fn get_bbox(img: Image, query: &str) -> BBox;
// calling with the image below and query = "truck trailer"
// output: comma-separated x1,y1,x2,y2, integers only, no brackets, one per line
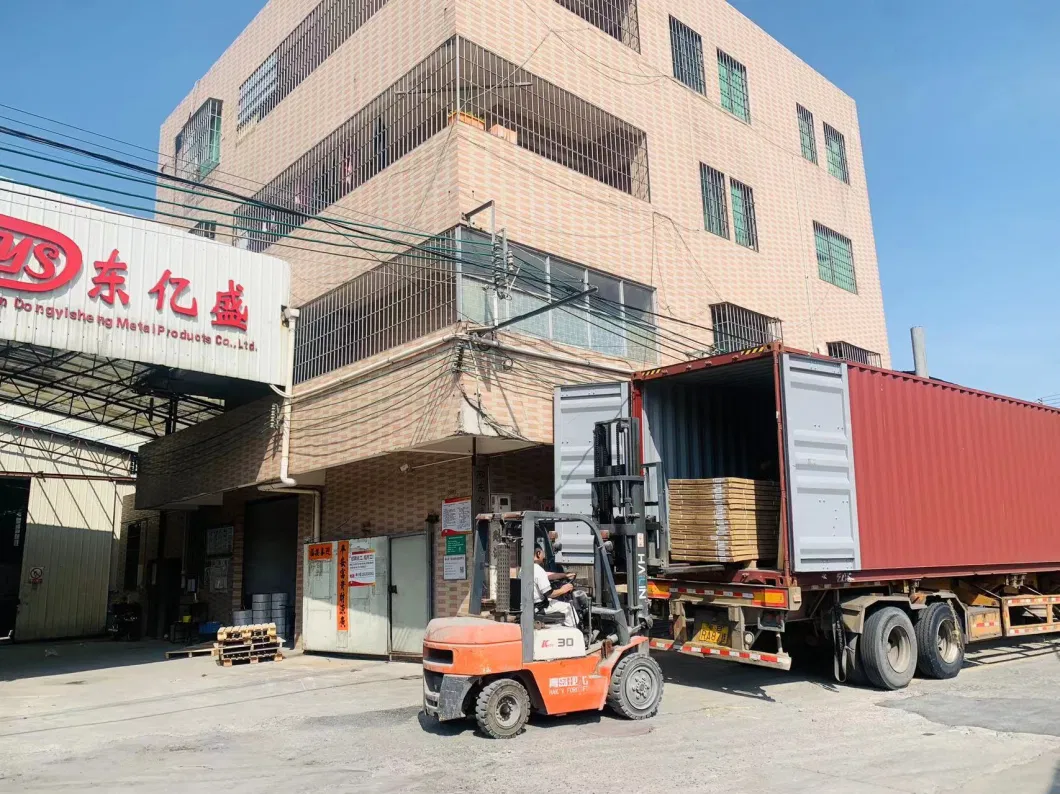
553,344,1060,689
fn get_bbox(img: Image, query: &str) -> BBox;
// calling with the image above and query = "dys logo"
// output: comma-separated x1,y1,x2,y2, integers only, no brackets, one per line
0,214,83,293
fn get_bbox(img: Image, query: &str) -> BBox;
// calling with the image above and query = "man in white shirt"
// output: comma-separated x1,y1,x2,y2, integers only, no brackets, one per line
532,545,577,627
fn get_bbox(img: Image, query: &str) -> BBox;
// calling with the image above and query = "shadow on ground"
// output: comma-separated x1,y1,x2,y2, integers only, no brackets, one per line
0,638,173,681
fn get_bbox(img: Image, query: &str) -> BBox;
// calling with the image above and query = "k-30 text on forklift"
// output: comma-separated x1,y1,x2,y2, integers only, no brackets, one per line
421,419,664,738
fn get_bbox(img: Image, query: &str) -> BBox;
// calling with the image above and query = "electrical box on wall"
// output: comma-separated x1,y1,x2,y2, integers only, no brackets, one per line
490,493,512,513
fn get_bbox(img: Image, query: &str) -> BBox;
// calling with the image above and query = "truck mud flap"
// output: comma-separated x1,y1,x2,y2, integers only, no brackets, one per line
649,638,793,671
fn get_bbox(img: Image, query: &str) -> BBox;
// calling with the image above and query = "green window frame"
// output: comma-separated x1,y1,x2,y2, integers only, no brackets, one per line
717,50,750,122
824,123,849,183
797,104,817,164
730,179,758,251
699,164,729,238
669,16,705,94
814,222,856,292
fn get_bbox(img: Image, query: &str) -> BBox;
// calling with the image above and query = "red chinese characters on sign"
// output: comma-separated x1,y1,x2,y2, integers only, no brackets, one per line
211,280,248,331
149,269,198,317
0,214,82,293
87,250,130,307
336,540,350,632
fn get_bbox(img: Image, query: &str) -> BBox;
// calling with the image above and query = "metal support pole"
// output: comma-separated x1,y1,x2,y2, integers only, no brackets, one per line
911,326,929,378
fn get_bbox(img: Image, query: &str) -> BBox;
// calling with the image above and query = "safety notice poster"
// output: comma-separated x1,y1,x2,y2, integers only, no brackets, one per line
349,549,376,587
442,496,472,534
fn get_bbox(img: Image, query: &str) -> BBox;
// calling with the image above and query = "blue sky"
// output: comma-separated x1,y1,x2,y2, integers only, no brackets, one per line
3,1,1058,400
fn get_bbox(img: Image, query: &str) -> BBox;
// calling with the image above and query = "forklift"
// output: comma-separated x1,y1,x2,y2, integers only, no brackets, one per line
421,418,664,738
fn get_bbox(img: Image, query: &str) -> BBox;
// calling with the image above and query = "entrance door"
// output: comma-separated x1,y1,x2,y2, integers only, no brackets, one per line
0,479,29,639
389,534,429,655
243,497,298,641
302,541,337,652
346,537,389,655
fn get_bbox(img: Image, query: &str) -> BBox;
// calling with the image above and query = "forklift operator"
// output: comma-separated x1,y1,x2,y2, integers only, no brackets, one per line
533,545,577,627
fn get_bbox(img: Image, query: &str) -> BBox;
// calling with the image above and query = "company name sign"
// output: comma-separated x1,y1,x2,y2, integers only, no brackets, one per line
0,184,291,384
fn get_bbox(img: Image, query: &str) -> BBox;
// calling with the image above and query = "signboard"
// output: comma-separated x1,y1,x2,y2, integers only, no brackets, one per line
443,554,466,581
206,558,228,592
307,542,333,561
205,525,234,556
441,496,472,535
0,182,290,385
444,534,466,556
349,548,376,587
336,540,349,631
27,565,43,584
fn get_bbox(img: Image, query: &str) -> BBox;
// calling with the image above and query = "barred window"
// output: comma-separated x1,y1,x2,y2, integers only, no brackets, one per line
189,220,217,240
717,50,750,122
699,164,728,239
729,178,758,251
827,341,881,367
238,0,390,129
174,98,222,183
814,222,856,292
556,0,640,52
824,123,849,183
797,104,817,164
236,37,650,253
669,17,705,94
710,302,781,354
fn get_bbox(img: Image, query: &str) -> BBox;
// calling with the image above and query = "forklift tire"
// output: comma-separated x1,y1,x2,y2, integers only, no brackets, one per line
861,606,917,691
474,678,531,739
915,602,964,679
607,653,664,720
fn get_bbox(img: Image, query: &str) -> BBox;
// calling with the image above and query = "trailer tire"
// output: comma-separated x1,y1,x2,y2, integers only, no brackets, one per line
915,602,964,679
607,653,664,720
845,635,868,687
861,606,917,690
474,678,530,739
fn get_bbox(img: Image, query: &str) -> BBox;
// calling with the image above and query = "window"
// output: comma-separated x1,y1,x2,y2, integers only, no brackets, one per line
827,341,881,367
717,50,750,122
823,123,849,183
237,37,650,253
123,522,142,591
699,164,728,239
729,179,758,251
814,222,856,292
710,302,781,354
174,98,222,183
556,0,640,51
797,104,817,164
238,0,390,129
189,220,217,240
669,17,705,94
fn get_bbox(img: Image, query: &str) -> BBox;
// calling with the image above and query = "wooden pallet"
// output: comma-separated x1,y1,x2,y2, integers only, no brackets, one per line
216,623,277,641
219,652,284,667
164,642,216,659
668,478,780,564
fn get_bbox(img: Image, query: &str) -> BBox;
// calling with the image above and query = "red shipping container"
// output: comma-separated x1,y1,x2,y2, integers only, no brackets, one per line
847,366,1060,576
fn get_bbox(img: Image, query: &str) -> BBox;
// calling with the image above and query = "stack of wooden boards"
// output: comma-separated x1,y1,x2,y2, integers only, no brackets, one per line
213,623,284,666
667,478,780,564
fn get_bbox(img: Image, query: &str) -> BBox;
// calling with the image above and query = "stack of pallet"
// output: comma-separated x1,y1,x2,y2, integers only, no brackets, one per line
667,478,780,564
213,623,284,667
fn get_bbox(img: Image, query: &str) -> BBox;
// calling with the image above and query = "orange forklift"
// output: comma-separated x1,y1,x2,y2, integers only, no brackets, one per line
422,418,664,738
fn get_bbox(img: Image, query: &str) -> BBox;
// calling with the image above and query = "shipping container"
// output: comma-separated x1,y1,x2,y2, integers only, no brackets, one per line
554,345,1060,689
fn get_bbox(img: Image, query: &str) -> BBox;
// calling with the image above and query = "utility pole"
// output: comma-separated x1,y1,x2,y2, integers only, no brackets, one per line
461,199,518,314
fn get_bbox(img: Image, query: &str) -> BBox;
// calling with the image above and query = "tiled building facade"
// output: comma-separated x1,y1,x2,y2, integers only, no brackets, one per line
139,0,890,649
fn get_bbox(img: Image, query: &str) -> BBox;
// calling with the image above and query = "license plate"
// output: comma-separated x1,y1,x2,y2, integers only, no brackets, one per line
693,622,729,646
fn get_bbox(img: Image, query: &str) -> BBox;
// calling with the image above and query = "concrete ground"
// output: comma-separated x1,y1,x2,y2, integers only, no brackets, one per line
1,637,1059,793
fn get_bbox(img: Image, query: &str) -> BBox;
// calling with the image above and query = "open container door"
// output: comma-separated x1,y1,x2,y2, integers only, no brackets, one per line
780,354,861,572
553,381,629,564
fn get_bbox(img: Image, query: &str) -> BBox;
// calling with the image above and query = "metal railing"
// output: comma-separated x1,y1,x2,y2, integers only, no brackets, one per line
709,302,782,354
827,341,881,368
556,0,640,52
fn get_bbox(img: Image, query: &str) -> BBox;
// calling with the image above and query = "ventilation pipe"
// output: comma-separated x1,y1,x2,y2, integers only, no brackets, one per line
910,326,929,378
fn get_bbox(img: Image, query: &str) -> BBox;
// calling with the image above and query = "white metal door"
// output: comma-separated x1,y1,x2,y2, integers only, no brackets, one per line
389,534,429,655
302,542,338,652
553,382,629,563
346,537,390,655
781,354,861,572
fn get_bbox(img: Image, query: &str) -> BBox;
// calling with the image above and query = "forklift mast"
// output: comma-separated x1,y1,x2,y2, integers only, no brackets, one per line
588,418,649,633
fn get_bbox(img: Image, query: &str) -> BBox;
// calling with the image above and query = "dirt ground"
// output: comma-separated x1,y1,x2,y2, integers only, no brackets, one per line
1,637,1059,793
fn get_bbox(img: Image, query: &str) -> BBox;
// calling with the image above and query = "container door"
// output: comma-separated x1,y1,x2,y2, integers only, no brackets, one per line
781,354,861,572
302,542,337,652
389,534,429,655
345,536,390,655
553,381,629,563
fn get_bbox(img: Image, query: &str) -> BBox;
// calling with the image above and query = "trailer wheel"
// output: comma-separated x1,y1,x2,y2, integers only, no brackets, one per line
915,602,964,679
861,606,917,690
607,653,664,720
474,678,530,739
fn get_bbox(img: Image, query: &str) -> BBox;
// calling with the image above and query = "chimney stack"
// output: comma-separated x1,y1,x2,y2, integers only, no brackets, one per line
910,326,929,378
